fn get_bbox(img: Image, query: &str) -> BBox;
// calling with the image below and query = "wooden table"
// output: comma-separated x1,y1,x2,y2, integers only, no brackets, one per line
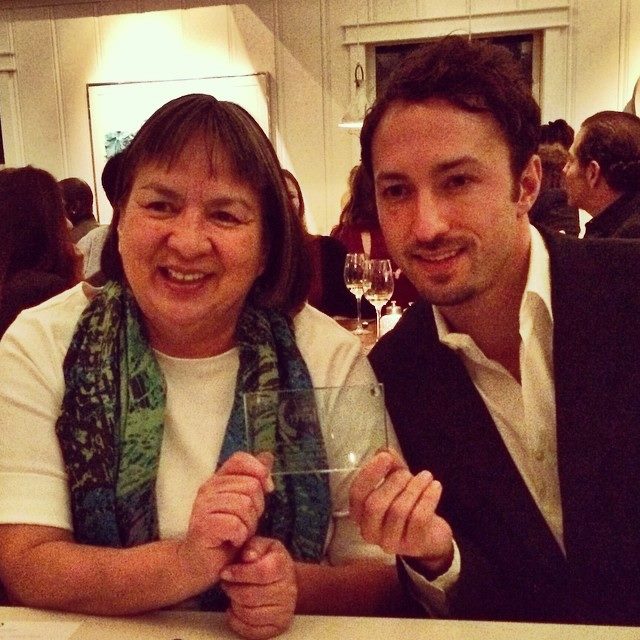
1,607,639,640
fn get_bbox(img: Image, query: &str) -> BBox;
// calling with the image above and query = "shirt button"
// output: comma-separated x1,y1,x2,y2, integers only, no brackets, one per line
534,449,545,461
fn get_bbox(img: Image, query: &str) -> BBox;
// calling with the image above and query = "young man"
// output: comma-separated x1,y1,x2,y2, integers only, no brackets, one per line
563,110,640,238
349,36,640,625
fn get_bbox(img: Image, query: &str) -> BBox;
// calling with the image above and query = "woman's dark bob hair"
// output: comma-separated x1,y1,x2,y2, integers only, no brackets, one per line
101,93,310,313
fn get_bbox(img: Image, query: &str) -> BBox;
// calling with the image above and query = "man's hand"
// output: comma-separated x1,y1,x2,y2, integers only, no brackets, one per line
349,449,453,577
221,537,297,640
178,452,274,578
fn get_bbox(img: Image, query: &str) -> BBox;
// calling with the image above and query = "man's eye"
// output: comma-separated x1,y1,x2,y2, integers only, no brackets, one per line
444,174,473,190
379,184,408,199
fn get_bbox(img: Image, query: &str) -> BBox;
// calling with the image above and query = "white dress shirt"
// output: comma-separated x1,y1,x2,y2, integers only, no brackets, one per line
434,225,564,551
407,225,564,615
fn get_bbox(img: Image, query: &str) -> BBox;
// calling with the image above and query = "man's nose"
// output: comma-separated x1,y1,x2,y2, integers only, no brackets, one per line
411,191,450,241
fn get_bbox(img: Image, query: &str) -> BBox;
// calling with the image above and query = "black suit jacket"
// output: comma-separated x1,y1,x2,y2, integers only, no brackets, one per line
370,232,640,624
584,190,640,239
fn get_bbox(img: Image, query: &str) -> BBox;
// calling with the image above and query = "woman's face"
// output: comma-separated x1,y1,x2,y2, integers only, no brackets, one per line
284,174,301,218
118,138,267,357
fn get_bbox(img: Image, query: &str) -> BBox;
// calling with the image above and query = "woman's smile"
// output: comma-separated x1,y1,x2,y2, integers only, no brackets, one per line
117,139,266,356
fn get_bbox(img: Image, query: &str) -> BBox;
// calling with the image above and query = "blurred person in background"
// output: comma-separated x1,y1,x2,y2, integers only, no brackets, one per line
564,110,640,238
529,145,580,236
331,163,417,310
77,151,125,280
59,177,98,242
529,119,580,236
282,169,354,317
0,166,81,337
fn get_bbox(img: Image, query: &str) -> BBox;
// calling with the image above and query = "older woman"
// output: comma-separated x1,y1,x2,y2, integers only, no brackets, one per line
0,95,402,639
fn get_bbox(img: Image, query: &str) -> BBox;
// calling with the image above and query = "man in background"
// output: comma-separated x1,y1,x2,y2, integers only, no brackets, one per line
349,35,640,625
59,177,97,242
563,110,640,238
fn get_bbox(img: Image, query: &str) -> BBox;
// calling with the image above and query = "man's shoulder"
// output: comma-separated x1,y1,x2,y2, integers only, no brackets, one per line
545,228,640,270
369,302,436,374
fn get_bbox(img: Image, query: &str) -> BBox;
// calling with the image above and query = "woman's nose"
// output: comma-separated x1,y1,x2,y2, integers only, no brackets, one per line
166,209,212,256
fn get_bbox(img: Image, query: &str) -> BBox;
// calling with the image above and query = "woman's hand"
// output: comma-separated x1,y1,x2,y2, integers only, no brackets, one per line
178,452,274,579
349,449,454,577
221,537,297,640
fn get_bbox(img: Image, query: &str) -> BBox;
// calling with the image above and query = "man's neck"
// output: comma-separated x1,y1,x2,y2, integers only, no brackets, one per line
587,186,623,217
438,238,531,382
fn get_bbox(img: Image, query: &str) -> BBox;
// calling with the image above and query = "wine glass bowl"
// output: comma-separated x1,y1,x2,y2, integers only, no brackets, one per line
343,253,368,335
363,259,394,340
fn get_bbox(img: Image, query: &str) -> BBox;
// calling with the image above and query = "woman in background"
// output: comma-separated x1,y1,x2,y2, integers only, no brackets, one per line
331,163,417,310
0,166,81,337
529,119,580,236
282,169,354,317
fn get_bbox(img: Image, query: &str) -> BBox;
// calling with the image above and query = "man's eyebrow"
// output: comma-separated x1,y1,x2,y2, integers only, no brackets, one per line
433,156,484,173
375,171,407,182
375,156,484,182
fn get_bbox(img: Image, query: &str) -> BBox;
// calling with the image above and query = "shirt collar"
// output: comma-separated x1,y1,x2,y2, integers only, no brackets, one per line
434,225,553,348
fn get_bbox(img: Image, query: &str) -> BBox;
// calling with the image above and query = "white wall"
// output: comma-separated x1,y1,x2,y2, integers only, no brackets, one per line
0,0,639,232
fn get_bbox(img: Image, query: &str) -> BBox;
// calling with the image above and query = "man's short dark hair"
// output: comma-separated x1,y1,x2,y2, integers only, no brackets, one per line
360,35,541,182
576,110,640,193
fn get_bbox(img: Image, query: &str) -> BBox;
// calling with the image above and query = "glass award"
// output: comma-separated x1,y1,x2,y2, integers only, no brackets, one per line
243,383,387,476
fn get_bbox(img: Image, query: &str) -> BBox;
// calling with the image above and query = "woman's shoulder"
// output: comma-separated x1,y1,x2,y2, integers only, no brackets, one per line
291,305,377,388
292,305,362,357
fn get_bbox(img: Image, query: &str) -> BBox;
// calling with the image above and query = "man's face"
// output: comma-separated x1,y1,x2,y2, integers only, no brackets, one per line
563,128,591,210
371,98,537,311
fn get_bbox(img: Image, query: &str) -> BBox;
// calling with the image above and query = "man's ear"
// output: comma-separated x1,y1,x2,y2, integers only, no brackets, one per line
586,160,602,188
517,154,542,217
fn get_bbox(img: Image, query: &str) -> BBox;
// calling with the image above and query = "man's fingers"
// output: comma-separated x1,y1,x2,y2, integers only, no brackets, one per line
377,470,434,554
349,451,397,522
358,468,411,543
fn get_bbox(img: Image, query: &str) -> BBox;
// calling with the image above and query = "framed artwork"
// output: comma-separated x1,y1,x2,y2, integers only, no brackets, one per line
86,73,271,222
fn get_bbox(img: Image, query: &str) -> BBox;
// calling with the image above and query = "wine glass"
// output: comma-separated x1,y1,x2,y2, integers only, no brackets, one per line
363,259,395,340
343,252,368,335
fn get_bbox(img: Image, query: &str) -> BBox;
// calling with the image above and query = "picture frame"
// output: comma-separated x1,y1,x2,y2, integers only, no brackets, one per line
86,72,271,222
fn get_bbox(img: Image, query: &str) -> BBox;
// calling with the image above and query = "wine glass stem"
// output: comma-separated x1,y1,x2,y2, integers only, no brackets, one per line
356,295,363,332
375,308,381,340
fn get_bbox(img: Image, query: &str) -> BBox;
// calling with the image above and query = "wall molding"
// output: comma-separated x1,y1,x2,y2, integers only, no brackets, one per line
0,50,14,71
342,6,570,44
0,0,96,7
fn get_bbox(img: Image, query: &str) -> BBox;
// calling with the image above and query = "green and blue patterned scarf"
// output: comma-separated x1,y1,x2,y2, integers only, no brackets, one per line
55,280,331,608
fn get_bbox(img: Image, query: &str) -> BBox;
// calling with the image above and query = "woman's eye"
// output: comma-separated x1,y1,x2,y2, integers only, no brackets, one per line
146,200,174,214
210,210,242,225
